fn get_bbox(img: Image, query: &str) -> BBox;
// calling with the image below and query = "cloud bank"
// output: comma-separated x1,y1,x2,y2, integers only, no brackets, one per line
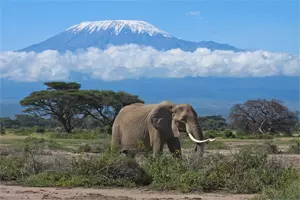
0,45,299,82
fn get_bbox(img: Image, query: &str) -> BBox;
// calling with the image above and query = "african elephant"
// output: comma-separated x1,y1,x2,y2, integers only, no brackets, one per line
111,101,216,158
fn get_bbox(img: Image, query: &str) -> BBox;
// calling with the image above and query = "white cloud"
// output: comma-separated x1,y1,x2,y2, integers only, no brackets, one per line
185,11,201,16
0,45,299,82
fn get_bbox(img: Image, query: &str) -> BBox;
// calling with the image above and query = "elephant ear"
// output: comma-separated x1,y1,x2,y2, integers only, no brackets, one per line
150,104,180,139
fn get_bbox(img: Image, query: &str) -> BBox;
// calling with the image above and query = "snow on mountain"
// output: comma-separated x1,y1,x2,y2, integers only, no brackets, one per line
65,20,171,37
18,20,241,53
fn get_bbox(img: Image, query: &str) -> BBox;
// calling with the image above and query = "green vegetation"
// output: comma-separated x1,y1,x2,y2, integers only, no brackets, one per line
252,179,300,200
198,115,228,131
1,81,300,198
286,139,300,154
0,141,298,195
18,81,143,133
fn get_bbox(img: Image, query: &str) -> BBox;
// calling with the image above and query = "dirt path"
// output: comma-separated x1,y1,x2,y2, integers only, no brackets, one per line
0,185,257,200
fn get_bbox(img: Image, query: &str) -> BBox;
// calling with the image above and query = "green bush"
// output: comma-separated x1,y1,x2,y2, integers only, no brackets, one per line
0,156,26,181
253,178,300,200
223,129,236,138
23,172,88,187
35,127,45,133
72,153,151,186
142,147,299,193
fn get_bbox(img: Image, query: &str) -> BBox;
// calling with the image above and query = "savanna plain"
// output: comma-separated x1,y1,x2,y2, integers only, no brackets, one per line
0,128,299,200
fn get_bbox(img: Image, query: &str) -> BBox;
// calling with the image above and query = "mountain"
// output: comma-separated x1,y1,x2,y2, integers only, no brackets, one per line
18,20,241,52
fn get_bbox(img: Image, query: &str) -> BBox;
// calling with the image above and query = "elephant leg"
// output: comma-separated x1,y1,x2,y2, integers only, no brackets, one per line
166,137,182,159
152,139,165,157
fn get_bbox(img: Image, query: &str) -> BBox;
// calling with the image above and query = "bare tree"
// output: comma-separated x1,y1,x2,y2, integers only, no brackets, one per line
228,99,299,135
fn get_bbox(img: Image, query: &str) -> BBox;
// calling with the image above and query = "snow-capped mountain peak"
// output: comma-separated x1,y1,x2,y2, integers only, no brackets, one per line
18,19,241,53
65,20,171,37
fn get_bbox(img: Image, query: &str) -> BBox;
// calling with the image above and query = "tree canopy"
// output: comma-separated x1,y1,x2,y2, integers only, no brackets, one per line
79,90,144,127
19,81,144,133
198,115,228,131
228,99,299,135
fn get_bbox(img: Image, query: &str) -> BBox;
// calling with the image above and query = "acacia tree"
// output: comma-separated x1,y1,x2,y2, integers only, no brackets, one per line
80,90,144,127
20,82,87,133
228,99,299,135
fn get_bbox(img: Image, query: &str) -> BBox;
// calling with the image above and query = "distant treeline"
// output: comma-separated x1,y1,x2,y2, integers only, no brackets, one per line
0,81,299,135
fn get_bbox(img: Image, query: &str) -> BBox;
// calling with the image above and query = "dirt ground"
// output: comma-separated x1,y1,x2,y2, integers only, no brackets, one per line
0,185,257,200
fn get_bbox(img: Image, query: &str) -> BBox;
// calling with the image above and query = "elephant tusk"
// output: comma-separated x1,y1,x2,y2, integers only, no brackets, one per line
187,133,216,143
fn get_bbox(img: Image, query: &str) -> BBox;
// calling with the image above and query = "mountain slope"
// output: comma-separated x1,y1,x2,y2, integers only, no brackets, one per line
18,20,241,52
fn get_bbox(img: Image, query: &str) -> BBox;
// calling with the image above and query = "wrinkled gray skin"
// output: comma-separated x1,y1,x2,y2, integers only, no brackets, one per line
111,101,214,158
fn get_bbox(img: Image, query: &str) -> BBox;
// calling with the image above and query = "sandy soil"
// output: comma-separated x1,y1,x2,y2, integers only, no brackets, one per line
0,185,257,200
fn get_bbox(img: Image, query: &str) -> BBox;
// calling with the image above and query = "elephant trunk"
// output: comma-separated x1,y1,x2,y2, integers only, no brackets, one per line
186,119,215,154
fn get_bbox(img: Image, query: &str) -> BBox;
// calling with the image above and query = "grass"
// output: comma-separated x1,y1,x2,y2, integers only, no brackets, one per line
0,131,111,153
180,137,230,150
1,129,299,196
0,139,299,195
142,146,299,193
252,178,300,200
285,139,300,154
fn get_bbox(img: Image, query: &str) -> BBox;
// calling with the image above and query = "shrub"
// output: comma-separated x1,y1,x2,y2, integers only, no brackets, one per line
71,152,151,187
23,172,88,187
35,127,45,133
142,146,299,193
0,156,26,181
223,129,236,138
0,141,299,194
253,178,300,200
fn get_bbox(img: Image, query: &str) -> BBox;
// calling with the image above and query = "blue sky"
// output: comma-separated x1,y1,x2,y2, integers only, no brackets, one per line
0,0,299,54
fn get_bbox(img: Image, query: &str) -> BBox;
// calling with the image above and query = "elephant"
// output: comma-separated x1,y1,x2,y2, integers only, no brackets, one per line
110,101,216,158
